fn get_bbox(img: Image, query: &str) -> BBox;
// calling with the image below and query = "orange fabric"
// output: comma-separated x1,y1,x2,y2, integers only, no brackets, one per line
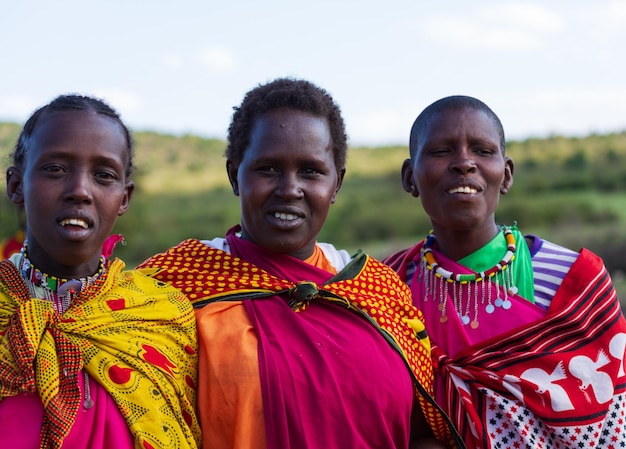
195,302,265,449
303,244,337,275
195,245,333,449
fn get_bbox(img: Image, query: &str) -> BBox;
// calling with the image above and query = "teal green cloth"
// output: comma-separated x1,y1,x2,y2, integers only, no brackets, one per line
458,226,535,303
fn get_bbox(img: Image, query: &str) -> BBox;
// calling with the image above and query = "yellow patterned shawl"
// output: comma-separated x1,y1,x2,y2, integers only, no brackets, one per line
138,238,462,446
0,258,201,449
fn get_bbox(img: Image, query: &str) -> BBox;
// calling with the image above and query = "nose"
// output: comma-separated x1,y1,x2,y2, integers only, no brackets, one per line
276,172,303,199
64,171,94,204
450,148,476,174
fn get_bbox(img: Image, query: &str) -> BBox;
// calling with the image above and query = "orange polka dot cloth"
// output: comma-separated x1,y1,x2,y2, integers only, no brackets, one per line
0,258,201,449
138,237,459,446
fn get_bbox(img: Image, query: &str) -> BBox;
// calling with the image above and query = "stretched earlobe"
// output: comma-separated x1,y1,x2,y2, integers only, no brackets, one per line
500,156,515,194
117,181,135,216
401,159,419,197
226,160,240,196
6,167,24,205
331,168,346,204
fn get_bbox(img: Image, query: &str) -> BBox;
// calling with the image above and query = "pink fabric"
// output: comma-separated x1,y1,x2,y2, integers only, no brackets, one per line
101,234,124,258
0,373,133,449
413,246,547,358
226,231,415,448
407,244,547,409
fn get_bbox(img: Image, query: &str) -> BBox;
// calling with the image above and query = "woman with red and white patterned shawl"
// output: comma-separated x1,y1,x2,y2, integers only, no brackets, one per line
385,95,626,449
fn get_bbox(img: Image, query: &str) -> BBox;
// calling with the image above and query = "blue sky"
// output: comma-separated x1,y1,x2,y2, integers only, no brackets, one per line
2,0,625,146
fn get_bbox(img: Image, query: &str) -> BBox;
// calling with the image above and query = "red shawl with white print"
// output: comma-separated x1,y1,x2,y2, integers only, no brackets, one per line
388,246,626,449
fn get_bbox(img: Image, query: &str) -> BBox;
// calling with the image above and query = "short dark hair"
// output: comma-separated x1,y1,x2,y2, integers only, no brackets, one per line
409,95,505,159
225,77,348,170
11,94,135,176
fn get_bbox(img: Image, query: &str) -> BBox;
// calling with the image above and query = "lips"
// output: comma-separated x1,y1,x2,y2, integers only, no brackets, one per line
274,212,300,221
267,207,305,230
447,185,479,194
59,217,89,229
58,211,94,230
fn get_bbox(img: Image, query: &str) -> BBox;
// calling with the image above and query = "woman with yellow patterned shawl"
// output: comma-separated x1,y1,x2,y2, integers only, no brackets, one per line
0,95,200,449
138,78,462,449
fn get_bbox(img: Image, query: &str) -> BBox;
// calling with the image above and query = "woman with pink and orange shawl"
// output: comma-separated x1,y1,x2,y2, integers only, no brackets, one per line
138,78,461,449
384,95,626,449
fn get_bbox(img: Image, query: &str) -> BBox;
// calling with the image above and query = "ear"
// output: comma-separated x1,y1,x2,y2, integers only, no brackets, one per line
401,159,419,197
226,160,240,196
330,168,346,204
500,156,514,194
117,181,135,216
6,167,24,205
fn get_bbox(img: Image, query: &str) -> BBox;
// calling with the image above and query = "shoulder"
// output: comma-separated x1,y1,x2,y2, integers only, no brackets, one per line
317,242,353,271
524,234,579,260
200,237,229,252
137,238,218,269
382,243,423,274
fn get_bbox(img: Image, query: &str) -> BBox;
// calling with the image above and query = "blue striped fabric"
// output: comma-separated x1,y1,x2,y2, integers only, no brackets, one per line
529,238,578,309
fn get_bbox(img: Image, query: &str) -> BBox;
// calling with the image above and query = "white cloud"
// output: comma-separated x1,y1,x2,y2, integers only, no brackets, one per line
481,2,562,33
197,46,237,73
348,108,413,146
422,2,562,51
495,86,626,139
577,1,626,37
92,89,142,113
161,52,184,70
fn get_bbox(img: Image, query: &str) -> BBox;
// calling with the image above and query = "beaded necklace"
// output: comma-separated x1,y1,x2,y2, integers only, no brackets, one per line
420,226,519,329
18,241,107,313
17,241,107,410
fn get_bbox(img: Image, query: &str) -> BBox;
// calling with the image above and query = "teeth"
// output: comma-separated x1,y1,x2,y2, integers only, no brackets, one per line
449,186,477,194
274,212,298,221
60,218,88,228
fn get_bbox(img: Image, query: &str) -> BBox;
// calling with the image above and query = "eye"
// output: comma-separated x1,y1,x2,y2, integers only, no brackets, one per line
474,147,497,156
42,164,65,175
94,169,121,182
427,148,450,156
300,167,322,176
256,166,279,175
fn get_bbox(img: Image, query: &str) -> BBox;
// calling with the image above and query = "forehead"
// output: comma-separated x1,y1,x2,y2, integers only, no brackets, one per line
247,109,333,155
27,109,128,162
419,108,499,142
428,107,496,131
32,109,123,139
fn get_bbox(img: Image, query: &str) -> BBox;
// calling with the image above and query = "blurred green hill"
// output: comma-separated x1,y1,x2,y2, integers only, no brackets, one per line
2,122,626,301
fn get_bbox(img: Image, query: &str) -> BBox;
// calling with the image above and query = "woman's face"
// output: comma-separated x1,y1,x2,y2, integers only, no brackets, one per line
403,107,513,234
7,109,134,277
228,108,344,260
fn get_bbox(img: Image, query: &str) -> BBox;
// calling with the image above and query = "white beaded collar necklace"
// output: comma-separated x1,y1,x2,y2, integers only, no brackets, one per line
18,241,106,313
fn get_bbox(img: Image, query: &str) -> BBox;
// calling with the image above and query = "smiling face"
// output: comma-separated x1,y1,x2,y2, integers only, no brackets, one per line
6,109,134,277
227,108,344,260
402,107,513,236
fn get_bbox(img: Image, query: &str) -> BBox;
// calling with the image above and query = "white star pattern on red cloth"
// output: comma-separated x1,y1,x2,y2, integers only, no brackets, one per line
482,389,626,448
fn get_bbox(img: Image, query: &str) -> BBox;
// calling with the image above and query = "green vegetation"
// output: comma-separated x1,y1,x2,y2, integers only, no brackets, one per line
1,122,626,305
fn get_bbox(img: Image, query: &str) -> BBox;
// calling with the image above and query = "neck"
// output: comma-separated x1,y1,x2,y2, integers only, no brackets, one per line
18,244,107,312
430,223,501,261
20,242,106,286
23,241,103,279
